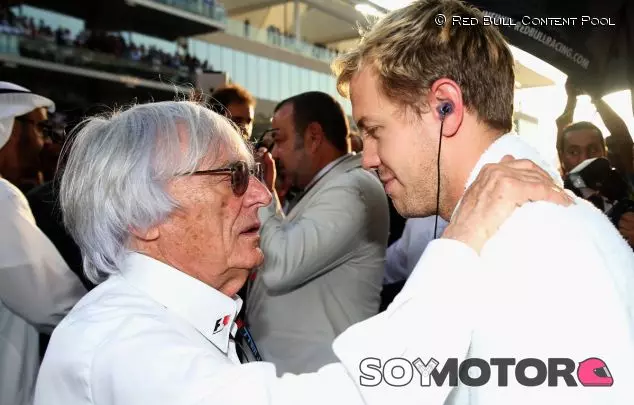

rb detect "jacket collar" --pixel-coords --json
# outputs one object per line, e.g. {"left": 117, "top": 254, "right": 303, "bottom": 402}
{"left": 119, "top": 252, "right": 241, "bottom": 354}
{"left": 303, "top": 153, "right": 355, "bottom": 192}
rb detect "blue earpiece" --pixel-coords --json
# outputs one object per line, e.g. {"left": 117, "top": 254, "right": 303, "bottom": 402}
{"left": 438, "top": 102, "right": 453, "bottom": 119}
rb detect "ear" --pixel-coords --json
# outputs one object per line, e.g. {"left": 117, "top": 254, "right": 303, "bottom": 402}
{"left": 130, "top": 225, "right": 160, "bottom": 242}
{"left": 305, "top": 122, "right": 324, "bottom": 153}
{"left": 428, "top": 78, "right": 464, "bottom": 137}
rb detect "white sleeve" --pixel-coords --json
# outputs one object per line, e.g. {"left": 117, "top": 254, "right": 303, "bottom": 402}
{"left": 333, "top": 238, "right": 480, "bottom": 405}
{"left": 0, "top": 185, "right": 86, "bottom": 333}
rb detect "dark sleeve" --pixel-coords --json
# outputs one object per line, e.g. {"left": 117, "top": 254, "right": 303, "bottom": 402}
{"left": 26, "top": 181, "right": 95, "bottom": 291}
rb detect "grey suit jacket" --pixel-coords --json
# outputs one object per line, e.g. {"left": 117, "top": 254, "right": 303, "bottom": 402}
{"left": 247, "top": 153, "right": 389, "bottom": 376}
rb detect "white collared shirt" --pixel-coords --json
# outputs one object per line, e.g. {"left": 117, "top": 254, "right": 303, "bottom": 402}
{"left": 304, "top": 153, "right": 351, "bottom": 191}
{"left": 34, "top": 240, "right": 482, "bottom": 405}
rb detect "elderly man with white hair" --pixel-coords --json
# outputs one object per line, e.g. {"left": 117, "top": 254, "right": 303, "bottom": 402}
{"left": 34, "top": 99, "right": 571, "bottom": 405}
{"left": 0, "top": 81, "right": 86, "bottom": 405}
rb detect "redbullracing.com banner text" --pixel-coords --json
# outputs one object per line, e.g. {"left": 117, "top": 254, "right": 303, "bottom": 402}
{"left": 359, "top": 357, "right": 613, "bottom": 388}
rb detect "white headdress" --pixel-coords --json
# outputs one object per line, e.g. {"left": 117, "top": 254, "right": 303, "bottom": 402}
{"left": 0, "top": 81, "right": 55, "bottom": 149}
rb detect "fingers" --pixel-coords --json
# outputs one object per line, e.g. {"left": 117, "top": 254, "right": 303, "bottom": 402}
{"left": 482, "top": 158, "right": 563, "bottom": 189}
{"left": 620, "top": 212, "right": 634, "bottom": 223}
{"left": 444, "top": 157, "right": 578, "bottom": 254}
{"left": 475, "top": 161, "right": 574, "bottom": 214}
{"left": 259, "top": 152, "right": 276, "bottom": 191}
{"left": 618, "top": 218, "right": 634, "bottom": 246}
{"left": 255, "top": 147, "right": 268, "bottom": 161}
{"left": 619, "top": 213, "right": 634, "bottom": 233}
{"left": 499, "top": 158, "right": 553, "bottom": 181}
{"left": 524, "top": 181, "right": 573, "bottom": 207}
{"left": 260, "top": 152, "right": 275, "bottom": 173}
{"left": 495, "top": 170, "right": 573, "bottom": 207}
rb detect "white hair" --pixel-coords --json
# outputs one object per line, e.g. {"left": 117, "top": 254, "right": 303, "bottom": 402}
{"left": 59, "top": 100, "right": 253, "bottom": 283}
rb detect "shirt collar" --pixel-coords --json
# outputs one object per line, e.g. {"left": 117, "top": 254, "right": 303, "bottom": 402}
{"left": 119, "top": 252, "right": 242, "bottom": 354}
{"left": 452, "top": 132, "right": 564, "bottom": 220}
{"left": 304, "top": 153, "right": 353, "bottom": 191}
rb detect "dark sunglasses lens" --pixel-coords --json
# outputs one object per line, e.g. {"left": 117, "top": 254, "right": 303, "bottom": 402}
{"left": 232, "top": 162, "right": 249, "bottom": 196}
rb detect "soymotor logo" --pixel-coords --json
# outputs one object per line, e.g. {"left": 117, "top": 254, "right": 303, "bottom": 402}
{"left": 359, "top": 357, "right": 613, "bottom": 388}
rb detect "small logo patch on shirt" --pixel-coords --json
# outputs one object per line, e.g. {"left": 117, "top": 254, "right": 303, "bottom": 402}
{"left": 213, "top": 315, "right": 231, "bottom": 334}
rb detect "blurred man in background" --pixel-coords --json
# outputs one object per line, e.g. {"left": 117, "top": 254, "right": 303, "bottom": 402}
{"left": 558, "top": 121, "right": 607, "bottom": 175}
{"left": 557, "top": 108, "right": 634, "bottom": 247}
{"left": 210, "top": 83, "right": 256, "bottom": 139}
{"left": 247, "top": 91, "right": 389, "bottom": 375}
{"left": 0, "top": 81, "right": 86, "bottom": 405}
{"left": 556, "top": 78, "right": 634, "bottom": 182}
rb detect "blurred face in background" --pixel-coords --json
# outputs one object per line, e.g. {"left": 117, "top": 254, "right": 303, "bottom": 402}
{"left": 16, "top": 107, "right": 48, "bottom": 170}
{"left": 270, "top": 103, "right": 312, "bottom": 188}
{"left": 274, "top": 159, "right": 293, "bottom": 203}
{"left": 0, "top": 107, "right": 48, "bottom": 185}
{"left": 561, "top": 129, "right": 605, "bottom": 174}
{"left": 227, "top": 101, "right": 254, "bottom": 139}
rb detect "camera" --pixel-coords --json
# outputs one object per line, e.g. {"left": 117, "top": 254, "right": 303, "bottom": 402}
{"left": 564, "top": 157, "right": 634, "bottom": 227}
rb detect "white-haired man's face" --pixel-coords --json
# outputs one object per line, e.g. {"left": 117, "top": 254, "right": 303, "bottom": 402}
{"left": 140, "top": 142, "right": 272, "bottom": 297}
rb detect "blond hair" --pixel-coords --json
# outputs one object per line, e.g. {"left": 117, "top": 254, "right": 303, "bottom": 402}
{"left": 333, "top": 0, "right": 515, "bottom": 132}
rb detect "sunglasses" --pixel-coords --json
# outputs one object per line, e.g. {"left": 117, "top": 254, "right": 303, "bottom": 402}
{"left": 191, "top": 160, "right": 263, "bottom": 196}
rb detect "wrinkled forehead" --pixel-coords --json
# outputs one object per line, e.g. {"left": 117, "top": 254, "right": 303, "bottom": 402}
{"left": 223, "top": 138, "right": 255, "bottom": 166}
{"left": 199, "top": 130, "right": 255, "bottom": 169}
{"left": 165, "top": 118, "right": 254, "bottom": 174}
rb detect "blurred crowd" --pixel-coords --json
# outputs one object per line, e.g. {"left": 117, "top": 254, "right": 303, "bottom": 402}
{"left": 262, "top": 22, "right": 341, "bottom": 60}
{"left": 1, "top": 11, "right": 214, "bottom": 74}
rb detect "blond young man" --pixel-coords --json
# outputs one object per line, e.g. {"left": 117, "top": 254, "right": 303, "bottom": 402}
{"left": 332, "top": 0, "right": 634, "bottom": 403}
